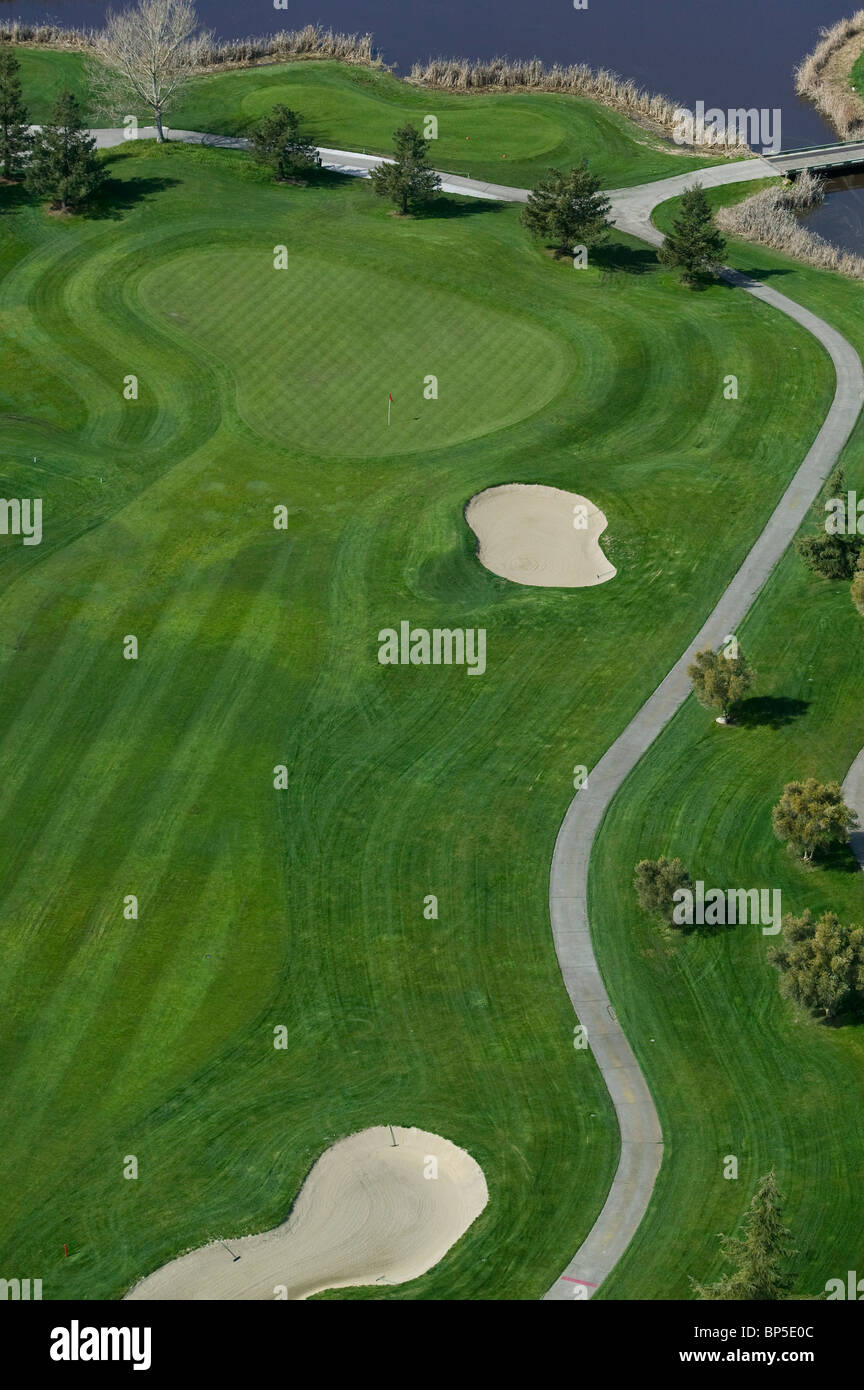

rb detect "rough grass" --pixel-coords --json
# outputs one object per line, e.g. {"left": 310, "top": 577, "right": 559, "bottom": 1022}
{"left": 408, "top": 55, "right": 750, "bottom": 154}
{"left": 8, "top": 46, "right": 734, "bottom": 188}
{"left": 2, "top": 18, "right": 749, "bottom": 153}
{"left": 591, "top": 189, "right": 864, "bottom": 1299}
{"left": 0, "top": 141, "right": 835, "bottom": 1300}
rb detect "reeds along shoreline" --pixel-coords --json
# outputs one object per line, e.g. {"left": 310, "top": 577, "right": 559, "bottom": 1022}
{"left": 0, "top": 20, "right": 748, "bottom": 152}
{"left": 407, "top": 55, "right": 749, "bottom": 152}
{"left": 794, "top": 10, "right": 864, "bottom": 141}
{"left": 0, "top": 21, "right": 379, "bottom": 71}
{"left": 718, "top": 171, "right": 864, "bottom": 280}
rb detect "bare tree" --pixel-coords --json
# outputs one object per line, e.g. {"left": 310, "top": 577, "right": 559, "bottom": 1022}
{"left": 92, "top": 0, "right": 211, "bottom": 142}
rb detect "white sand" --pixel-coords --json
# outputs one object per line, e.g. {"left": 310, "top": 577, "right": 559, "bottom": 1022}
{"left": 465, "top": 483, "right": 616, "bottom": 587}
{"left": 124, "top": 1126, "right": 488, "bottom": 1301}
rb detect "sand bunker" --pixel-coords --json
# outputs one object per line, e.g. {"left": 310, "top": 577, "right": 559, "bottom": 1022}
{"left": 124, "top": 1126, "right": 487, "bottom": 1301}
{"left": 466, "top": 483, "right": 616, "bottom": 587}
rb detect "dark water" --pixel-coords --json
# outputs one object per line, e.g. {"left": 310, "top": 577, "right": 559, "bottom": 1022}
{"left": 5, "top": 0, "right": 864, "bottom": 248}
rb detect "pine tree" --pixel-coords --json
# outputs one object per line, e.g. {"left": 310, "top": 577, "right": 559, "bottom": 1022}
{"left": 249, "top": 105, "right": 317, "bottom": 181}
{"left": 371, "top": 123, "right": 441, "bottom": 216}
{"left": 26, "top": 91, "right": 105, "bottom": 213}
{"left": 523, "top": 161, "right": 612, "bottom": 256}
{"left": 0, "top": 47, "right": 31, "bottom": 180}
{"left": 693, "top": 1171, "right": 795, "bottom": 1300}
{"left": 659, "top": 183, "right": 726, "bottom": 284}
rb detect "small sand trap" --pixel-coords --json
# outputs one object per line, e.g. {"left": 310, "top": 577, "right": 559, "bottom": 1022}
{"left": 124, "top": 1126, "right": 487, "bottom": 1301}
{"left": 466, "top": 483, "right": 616, "bottom": 587}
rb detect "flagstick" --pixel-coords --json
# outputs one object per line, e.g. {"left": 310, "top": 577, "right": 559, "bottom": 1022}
{"left": 388, "top": 395, "right": 391, "bottom": 426}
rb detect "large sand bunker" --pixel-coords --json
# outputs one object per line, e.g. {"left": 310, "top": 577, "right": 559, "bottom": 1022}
{"left": 125, "top": 1126, "right": 488, "bottom": 1301}
{"left": 466, "top": 483, "right": 616, "bottom": 587}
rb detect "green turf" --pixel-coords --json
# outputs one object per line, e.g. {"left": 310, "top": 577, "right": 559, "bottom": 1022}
{"left": 0, "top": 139, "right": 841, "bottom": 1299}
{"left": 12, "top": 46, "right": 728, "bottom": 189}
{"left": 589, "top": 190, "right": 864, "bottom": 1300}
{"left": 850, "top": 44, "right": 864, "bottom": 97}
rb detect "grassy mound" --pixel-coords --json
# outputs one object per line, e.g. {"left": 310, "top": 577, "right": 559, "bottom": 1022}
{"left": 13, "top": 48, "right": 724, "bottom": 188}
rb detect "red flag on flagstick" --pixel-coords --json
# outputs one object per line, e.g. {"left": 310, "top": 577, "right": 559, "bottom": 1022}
{"left": 387, "top": 392, "right": 393, "bottom": 425}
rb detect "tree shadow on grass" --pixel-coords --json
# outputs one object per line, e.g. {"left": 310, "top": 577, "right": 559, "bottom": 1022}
{"left": 734, "top": 695, "right": 810, "bottom": 728}
{"left": 817, "top": 837, "right": 863, "bottom": 875}
{"left": 719, "top": 265, "right": 795, "bottom": 286}
{"left": 821, "top": 1001, "right": 864, "bottom": 1028}
{"left": 593, "top": 242, "right": 657, "bottom": 275}
{"left": 0, "top": 179, "right": 35, "bottom": 214}
{"left": 88, "top": 175, "right": 181, "bottom": 219}
{"left": 301, "top": 166, "right": 363, "bottom": 190}
{"left": 422, "top": 195, "right": 505, "bottom": 219}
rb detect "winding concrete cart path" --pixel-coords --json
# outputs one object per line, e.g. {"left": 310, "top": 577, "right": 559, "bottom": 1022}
{"left": 544, "top": 174, "right": 864, "bottom": 1301}
{"left": 84, "top": 130, "right": 864, "bottom": 1298}
{"left": 843, "top": 748, "right": 864, "bottom": 869}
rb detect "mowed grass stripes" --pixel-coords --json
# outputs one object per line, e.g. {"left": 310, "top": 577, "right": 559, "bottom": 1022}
{"left": 591, "top": 197, "right": 864, "bottom": 1300}
{"left": 0, "top": 144, "right": 836, "bottom": 1298}
{"left": 12, "top": 48, "right": 726, "bottom": 189}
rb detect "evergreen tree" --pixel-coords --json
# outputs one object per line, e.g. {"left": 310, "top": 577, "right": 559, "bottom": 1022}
{"left": 523, "top": 160, "right": 611, "bottom": 256}
{"left": 26, "top": 91, "right": 105, "bottom": 213}
{"left": 693, "top": 1171, "right": 795, "bottom": 1300}
{"left": 0, "top": 47, "right": 30, "bottom": 180}
{"left": 371, "top": 123, "right": 441, "bottom": 216}
{"left": 249, "top": 104, "right": 317, "bottom": 181}
{"left": 659, "top": 183, "right": 726, "bottom": 284}
{"left": 797, "top": 530, "right": 861, "bottom": 580}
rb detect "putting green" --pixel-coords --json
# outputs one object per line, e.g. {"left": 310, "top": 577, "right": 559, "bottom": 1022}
{"left": 0, "top": 142, "right": 841, "bottom": 1301}
{"left": 139, "top": 248, "right": 569, "bottom": 456}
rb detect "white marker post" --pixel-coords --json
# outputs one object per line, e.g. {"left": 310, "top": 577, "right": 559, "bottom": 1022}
{"left": 388, "top": 392, "right": 393, "bottom": 426}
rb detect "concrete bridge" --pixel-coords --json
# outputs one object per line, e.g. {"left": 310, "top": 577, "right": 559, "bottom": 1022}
{"left": 766, "top": 139, "right": 864, "bottom": 177}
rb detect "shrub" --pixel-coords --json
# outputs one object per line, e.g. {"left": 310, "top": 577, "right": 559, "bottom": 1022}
{"left": 633, "top": 856, "right": 693, "bottom": 926}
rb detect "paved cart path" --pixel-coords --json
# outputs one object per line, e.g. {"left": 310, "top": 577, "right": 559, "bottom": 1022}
{"left": 79, "top": 129, "right": 862, "bottom": 1299}
{"left": 544, "top": 172, "right": 864, "bottom": 1301}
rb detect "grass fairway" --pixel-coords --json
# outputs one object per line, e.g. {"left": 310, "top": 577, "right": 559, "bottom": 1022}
{"left": 0, "top": 142, "right": 839, "bottom": 1300}
{"left": 12, "top": 48, "right": 724, "bottom": 189}
{"left": 588, "top": 192, "right": 864, "bottom": 1300}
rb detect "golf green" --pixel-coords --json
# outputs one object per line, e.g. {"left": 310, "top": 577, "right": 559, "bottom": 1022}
{"left": 0, "top": 131, "right": 847, "bottom": 1302}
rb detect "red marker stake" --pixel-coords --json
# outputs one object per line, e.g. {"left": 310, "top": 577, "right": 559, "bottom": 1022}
{"left": 64, "top": 1244, "right": 68, "bottom": 1257}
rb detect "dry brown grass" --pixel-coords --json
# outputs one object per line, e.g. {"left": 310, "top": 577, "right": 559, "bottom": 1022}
{"left": 408, "top": 55, "right": 751, "bottom": 153}
{"left": 794, "top": 11, "right": 864, "bottom": 140}
{"left": 718, "top": 171, "right": 864, "bottom": 279}
{"left": 0, "top": 20, "right": 380, "bottom": 72}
